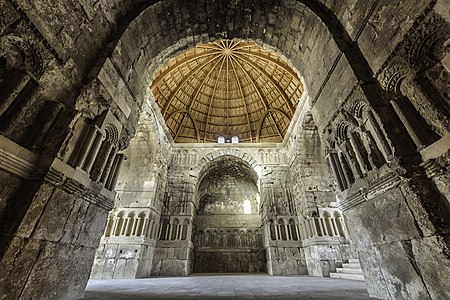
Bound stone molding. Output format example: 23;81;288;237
0;135;48;179
8;0;64;64
44;160;115;211
0;34;44;76
198;149;258;169
0;135;114;210
339;172;402;212
378;10;450;86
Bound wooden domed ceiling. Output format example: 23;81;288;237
150;40;303;143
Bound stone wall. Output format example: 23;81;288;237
0;0;449;299
90;107;170;279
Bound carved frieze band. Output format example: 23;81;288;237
45;168;114;211
0;136;114;210
0;135;47;180
339;172;402;212
198;149;258;169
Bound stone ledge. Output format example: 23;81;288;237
0;135;50;179
44;159;115;211
339;172;402;212
302;237;342;247
420;133;450;162
101;236;157;246
196;248;263;253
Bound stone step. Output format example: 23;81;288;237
348;259;361;264
342;263;361;269
336;268;363;275
330;273;365;281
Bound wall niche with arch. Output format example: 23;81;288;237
193;155;265;273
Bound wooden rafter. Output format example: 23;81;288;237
203;56;226;142
256;109;291;142
161;54;222;116
167;109;200;143
229;54;283;141
152;50;220;87
174;57;226;142
150;39;304;143
234;49;299;78
233;52;295;116
229;57;253;142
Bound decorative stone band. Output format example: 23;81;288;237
198;149;258;169
339;172;402;212
0;135;48;180
0;136;114;211
44;160;115;211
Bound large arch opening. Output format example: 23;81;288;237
1;0;449;299
193;155;264;273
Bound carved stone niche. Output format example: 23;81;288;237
0;34;43;76
64;109;126;191
403;12;450;71
379;57;448;144
302;111;317;131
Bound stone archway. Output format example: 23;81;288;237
193;155;265;273
0;1;449;299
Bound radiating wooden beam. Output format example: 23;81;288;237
167;109;201;143
203;56;226;142
230;55;283;141
229;57;253;142
233;52;295;116
234;49;299;79
256;109;291;142
161;54;222;116
151;49;219;87
173;56;226;141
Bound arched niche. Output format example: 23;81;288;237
193;155;265;273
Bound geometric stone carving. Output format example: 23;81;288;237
339;172;402;211
0;34;43;75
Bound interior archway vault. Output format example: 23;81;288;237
194;155;264;273
0;1;449;300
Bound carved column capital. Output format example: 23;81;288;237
378;57;415;94
0;34;43;76
404;12;450;70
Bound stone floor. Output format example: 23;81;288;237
84;274;373;299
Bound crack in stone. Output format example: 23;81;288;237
401;239;432;299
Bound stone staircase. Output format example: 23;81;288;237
330;259;365;281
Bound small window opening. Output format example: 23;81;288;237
243;199;251;214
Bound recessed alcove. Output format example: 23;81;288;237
193;155;264;273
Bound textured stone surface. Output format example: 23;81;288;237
0;0;449;299
84;275;372;299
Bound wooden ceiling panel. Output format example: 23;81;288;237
151;39;303;143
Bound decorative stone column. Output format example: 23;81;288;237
83;131;104;174
366;110;392;160
399;76;449;137
379;56;450;141
327;153;345;191
106;153;125;190
74;125;98;168
348;133;368;175
390;97;426;150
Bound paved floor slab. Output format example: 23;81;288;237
84;274;374;299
